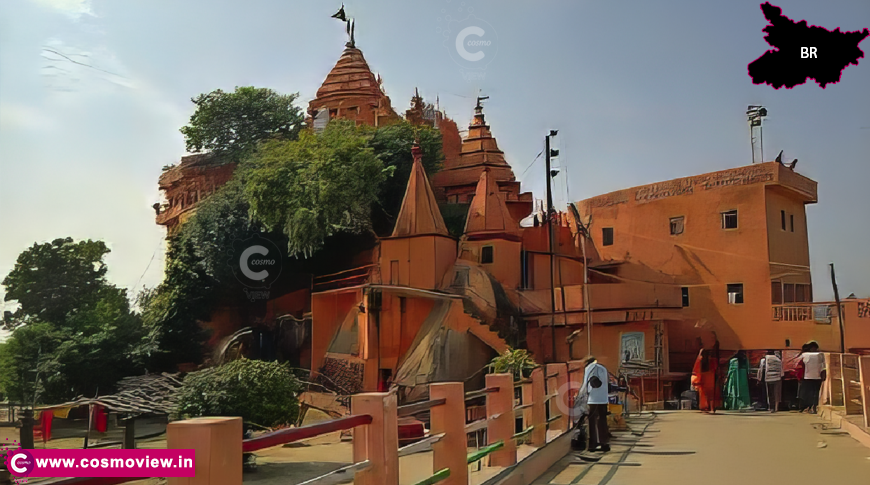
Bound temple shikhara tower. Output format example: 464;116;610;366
153;18;870;406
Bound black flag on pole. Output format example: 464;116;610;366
331;4;347;21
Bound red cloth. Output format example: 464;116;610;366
94;405;108;433
40;410;53;442
691;351;722;412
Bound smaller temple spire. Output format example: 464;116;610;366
464;167;520;237
391;142;450;237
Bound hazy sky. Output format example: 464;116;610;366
1;0;868;328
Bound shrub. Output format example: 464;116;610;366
174;359;303;428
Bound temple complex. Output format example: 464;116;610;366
153;34;870;405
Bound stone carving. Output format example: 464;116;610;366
858;301;870;319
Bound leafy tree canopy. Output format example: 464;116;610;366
242;120;388;258
0;239;146;403
174;359;303;428
3;238;111;329
179;87;304;162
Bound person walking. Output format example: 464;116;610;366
691;348;721;412
799;341;826;413
759;350;783;412
723;350;751;410
583;355;611;452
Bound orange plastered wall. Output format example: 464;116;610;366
461;239;522;290
376;294;436;370
527;322;660;371
380;236;457;290
310;288;362;373
765;186;812;274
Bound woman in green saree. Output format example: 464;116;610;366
723;350;751;410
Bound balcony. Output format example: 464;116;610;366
772;304;832;324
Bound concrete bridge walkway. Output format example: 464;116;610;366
533;411;870;485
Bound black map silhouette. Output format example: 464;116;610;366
748;2;869;89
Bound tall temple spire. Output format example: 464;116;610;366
391;142;450;237
464;167;520;237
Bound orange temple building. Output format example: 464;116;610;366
155;37;870;402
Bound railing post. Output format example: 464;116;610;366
485;373;516;467
568;360;586;422
522;368;546;446
546;363;569;433
820;353;833;408
352;392;398;485
167;416;242;485
430;382;467;485
859;356;870;428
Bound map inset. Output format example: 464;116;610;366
748;2;869;89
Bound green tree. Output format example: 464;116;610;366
3;238;111;329
243;120;387;257
180;87;304;162
365;122;443;226
0;239;146;403
174;359;303;428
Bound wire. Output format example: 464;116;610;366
132;236;165;292
519;149;544;178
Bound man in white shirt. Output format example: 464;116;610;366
799;342;826;414
583;355;611;452
758;350;783;412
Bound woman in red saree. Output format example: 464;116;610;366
691;348;721;412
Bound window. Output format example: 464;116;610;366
790;215;795;232
480;246;494;264
602;227;614;246
784;283;795;303
721;210;738;229
795;284;812;303
681;287;690;307
670;216;685;235
771;281;783;304
781;210;786;231
399;297;406;313
727;283;744;304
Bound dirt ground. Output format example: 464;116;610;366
534;410;870;485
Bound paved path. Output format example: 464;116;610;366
534;411;870;485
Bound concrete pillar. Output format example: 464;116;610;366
123;417;136;449
352;392;398;485
859;356;870;428
522;368;546;446
167;417;242;485
485;373;516;467
430;382;467;485
19;409;34;449
546;363;569;433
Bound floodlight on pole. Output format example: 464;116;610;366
746;105;768;163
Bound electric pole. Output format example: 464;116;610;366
546;130;558;363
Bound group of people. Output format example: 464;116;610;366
690;341;827;413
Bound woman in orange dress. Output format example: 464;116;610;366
691;348;721;412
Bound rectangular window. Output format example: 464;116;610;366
781;210;786;230
602;227;614;246
795;284;812;303
727;283;744;304
480;246;494;264
784;283;795;303
771;281;783;305
670;216;685;235
790;214;795;232
681;287;690;307
721;210;738;229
